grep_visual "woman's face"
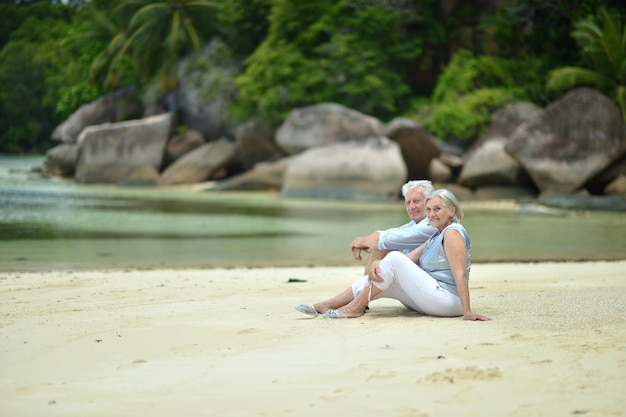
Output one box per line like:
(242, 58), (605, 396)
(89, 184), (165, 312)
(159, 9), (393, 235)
(426, 196), (455, 231)
(404, 189), (426, 223)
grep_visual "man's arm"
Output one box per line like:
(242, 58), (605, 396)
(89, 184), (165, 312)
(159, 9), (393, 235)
(378, 220), (436, 253)
(350, 231), (380, 260)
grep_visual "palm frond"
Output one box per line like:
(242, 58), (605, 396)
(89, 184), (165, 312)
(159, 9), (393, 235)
(128, 3), (168, 32)
(617, 85), (626, 120)
(546, 66), (609, 91)
(169, 8), (181, 54)
(182, 14), (203, 53)
(573, 7), (626, 81)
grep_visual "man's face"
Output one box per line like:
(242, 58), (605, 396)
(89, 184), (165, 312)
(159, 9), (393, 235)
(404, 189), (426, 223)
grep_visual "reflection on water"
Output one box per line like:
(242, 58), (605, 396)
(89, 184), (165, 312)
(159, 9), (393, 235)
(1, 155), (625, 271)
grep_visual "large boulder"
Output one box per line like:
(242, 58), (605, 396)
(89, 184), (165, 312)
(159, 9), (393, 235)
(586, 151), (626, 194)
(275, 103), (383, 154)
(505, 87), (626, 194)
(51, 88), (141, 144)
(160, 139), (237, 185)
(604, 174), (626, 198)
(44, 143), (78, 177)
(75, 113), (172, 184)
(235, 122), (283, 171)
(281, 137), (407, 200)
(383, 118), (440, 180)
(458, 138), (530, 188)
(162, 128), (205, 167)
(459, 102), (544, 189)
(479, 102), (544, 143)
(213, 157), (292, 191)
(429, 157), (453, 183)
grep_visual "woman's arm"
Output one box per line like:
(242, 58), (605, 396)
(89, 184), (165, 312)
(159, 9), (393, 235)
(443, 229), (491, 321)
(405, 241), (426, 264)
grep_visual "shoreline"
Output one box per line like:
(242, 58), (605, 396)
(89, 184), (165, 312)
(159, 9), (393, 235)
(1, 260), (625, 416)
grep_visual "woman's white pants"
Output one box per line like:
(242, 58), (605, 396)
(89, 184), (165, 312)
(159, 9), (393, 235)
(352, 251), (463, 317)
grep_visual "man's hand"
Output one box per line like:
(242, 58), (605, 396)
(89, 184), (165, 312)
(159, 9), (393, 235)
(350, 237), (371, 261)
(350, 233), (379, 261)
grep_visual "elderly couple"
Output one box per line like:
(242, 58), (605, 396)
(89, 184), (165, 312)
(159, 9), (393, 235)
(295, 180), (491, 321)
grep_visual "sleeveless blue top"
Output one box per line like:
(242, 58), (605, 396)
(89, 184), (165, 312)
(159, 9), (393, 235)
(419, 223), (471, 296)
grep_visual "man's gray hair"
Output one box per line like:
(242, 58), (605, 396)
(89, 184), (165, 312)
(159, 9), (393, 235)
(401, 180), (434, 198)
(426, 188), (464, 222)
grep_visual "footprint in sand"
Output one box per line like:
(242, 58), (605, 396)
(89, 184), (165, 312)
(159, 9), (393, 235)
(423, 366), (501, 383)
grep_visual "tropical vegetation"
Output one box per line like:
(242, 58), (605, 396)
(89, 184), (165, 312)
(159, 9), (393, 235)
(547, 6), (626, 120)
(0, 0), (624, 154)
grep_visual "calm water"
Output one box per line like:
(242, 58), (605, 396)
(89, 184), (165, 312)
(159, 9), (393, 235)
(1, 155), (625, 272)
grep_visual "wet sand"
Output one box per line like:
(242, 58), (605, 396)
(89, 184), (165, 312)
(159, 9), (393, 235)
(1, 261), (625, 416)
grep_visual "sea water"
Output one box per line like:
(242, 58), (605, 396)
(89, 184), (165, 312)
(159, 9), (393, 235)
(1, 155), (625, 272)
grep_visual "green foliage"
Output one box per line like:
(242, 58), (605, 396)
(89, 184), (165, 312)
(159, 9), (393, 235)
(412, 50), (527, 142)
(231, 0), (422, 124)
(432, 50), (515, 102)
(0, 41), (52, 153)
(418, 87), (525, 141)
(0, 2), (77, 153)
(55, 82), (101, 118)
(0, 3), (23, 47)
(547, 7), (626, 119)
(66, 5), (137, 93)
(215, 0), (271, 55)
(118, 0), (219, 92)
(3, 0), (624, 155)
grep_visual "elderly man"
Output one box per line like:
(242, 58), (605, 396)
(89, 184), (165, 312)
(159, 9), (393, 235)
(350, 179), (437, 274)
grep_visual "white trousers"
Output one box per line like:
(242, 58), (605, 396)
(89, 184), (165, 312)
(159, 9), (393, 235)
(352, 251), (462, 317)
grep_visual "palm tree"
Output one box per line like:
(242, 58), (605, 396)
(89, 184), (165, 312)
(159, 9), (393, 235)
(74, 0), (216, 95)
(65, 6), (135, 92)
(547, 7), (626, 120)
(118, 0), (217, 93)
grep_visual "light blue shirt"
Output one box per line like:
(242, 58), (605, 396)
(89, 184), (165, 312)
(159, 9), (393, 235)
(378, 217), (437, 254)
(419, 222), (471, 296)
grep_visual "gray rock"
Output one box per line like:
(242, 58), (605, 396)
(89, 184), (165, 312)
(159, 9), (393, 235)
(160, 139), (237, 185)
(163, 129), (205, 167)
(480, 102), (544, 143)
(235, 122), (283, 171)
(213, 157), (292, 191)
(45, 144), (78, 177)
(51, 88), (141, 144)
(505, 87), (626, 194)
(384, 117), (440, 180)
(473, 185), (537, 200)
(459, 137), (527, 188)
(275, 103), (383, 154)
(586, 150), (626, 194)
(281, 137), (406, 200)
(429, 157), (453, 183)
(75, 113), (172, 184)
(117, 166), (161, 187)
(604, 174), (626, 198)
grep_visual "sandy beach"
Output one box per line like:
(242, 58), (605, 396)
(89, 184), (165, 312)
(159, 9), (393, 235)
(1, 261), (625, 417)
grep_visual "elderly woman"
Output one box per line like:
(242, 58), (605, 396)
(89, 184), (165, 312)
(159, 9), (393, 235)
(296, 189), (490, 321)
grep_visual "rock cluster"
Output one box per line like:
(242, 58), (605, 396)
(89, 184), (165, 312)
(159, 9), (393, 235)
(44, 87), (626, 209)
